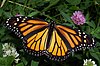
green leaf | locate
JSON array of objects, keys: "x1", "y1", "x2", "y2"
[
  {"x1": 0, "y1": 57, "x2": 6, "y2": 66},
  {"x1": 66, "y1": 0, "x2": 81, "y2": 5},
  {"x1": 86, "y1": 13, "x2": 90, "y2": 21},
  {"x1": 86, "y1": 21, "x2": 96, "y2": 29},
  {"x1": 14, "y1": 6, "x2": 25, "y2": 15},
  {"x1": 0, "y1": 27, "x2": 6, "y2": 39},
  {"x1": 21, "y1": 57, "x2": 28, "y2": 65},
  {"x1": 95, "y1": 42, "x2": 100, "y2": 47},
  {"x1": 80, "y1": 0, "x2": 92, "y2": 9},
  {"x1": 69, "y1": 6, "x2": 79, "y2": 10},
  {"x1": 93, "y1": 34, "x2": 100, "y2": 39},
  {"x1": 0, "y1": 56, "x2": 14, "y2": 66},
  {"x1": 31, "y1": 60, "x2": 39, "y2": 66},
  {"x1": 95, "y1": 27, "x2": 100, "y2": 33},
  {"x1": 90, "y1": 49, "x2": 100, "y2": 60},
  {"x1": 3, "y1": 12, "x2": 13, "y2": 18},
  {"x1": 6, "y1": 56, "x2": 15, "y2": 65},
  {"x1": 42, "y1": 0, "x2": 59, "y2": 12},
  {"x1": 92, "y1": 27, "x2": 100, "y2": 39},
  {"x1": 74, "y1": 54, "x2": 82, "y2": 60},
  {"x1": 89, "y1": 49, "x2": 100, "y2": 66},
  {"x1": 0, "y1": 43, "x2": 3, "y2": 57},
  {"x1": 57, "y1": 4, "x2": 68, "y2": 12},
  {"x1": 62, "y1": 23, "x2": 73, "y2": 27},
  {"x1": 60, "y1": 11, "x2": 71, "y2": 22},
  {"x1": 17, "y1": 0, "x2": 26, "y2": 3},
  {"x1": 16, "y1": 62, "x2": 24, "y2": 66},
  {"x1": 1, "y1": 34, "x2": 14, "y2": 42},
  {"x1": 28, "y1": 11, "x2": 39, "y2": 17},
  {"x1": 0, "y1": 9, "x2": 4, "y2": 16}
]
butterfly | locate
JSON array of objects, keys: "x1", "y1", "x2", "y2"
[{"x1": 5, "y1": 16, "x2": 95, "y2": 61}]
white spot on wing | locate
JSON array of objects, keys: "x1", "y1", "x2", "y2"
[
  {"x1": 7, "y1": 24, "x2": 9, "y2": 26},
  {"x1": 6, "y1": 21, "x2": 8, "y2": 23},
  {"x1": 17, "y1": 18, "x2": 19, "y2": 21},
  {"x1": 14, "y1": 23, "x2": 17, "y2": 25},
  {"x1": 83, "y1": 32, "x2": 85, "y2": 34},
  {"x1": 19, "y1": 16, "x2": 22, "y2": 18}
]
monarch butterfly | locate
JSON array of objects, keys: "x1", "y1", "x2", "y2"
[{"x1": 5, "y1": 16, "x2": 95, "y2": 61}]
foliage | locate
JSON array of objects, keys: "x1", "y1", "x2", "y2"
[{"x1": 0, "y1": 0, "x2": 100, "y2": 66}]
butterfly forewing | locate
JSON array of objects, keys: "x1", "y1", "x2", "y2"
[{"x1": 56, "y1": 25, "x2": 95, "y2": 51}]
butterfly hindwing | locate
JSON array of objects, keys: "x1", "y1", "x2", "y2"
[
  {"x1": 24, "y1": 28, "x2": 49, "y2": 56},
  {"x1": 46, "y1": 30, "x2": 70, "y2": 61}
]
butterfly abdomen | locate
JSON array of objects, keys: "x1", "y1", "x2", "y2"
[{"x1": 46, "y1": 21, "x2": 56, "y2": 49}]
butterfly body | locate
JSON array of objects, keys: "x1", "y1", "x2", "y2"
[
  {"x1": 5, "y1": 16, "x2": 95, "y2": 61},
  {"x1": 46, "y1": 21, "x2": 55, "y2": 49}
]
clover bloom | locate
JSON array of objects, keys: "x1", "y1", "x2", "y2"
[
  {"x1": 71, "y1": 11, "x2": 86, "y2": 25},
  {"x1": 2, "y1": 43, "x2": 20, "y2": 63},
  {"x1": 83, "y1": 59, "x2": 97, "y2": 66}
]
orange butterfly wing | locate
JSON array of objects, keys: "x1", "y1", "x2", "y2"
[
  {"x1": 5, "y1": 16, "x2": 95, "y2": 61},
  {"x1": 5, "y1": 16, "x2": 49, "y2": 56}
]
